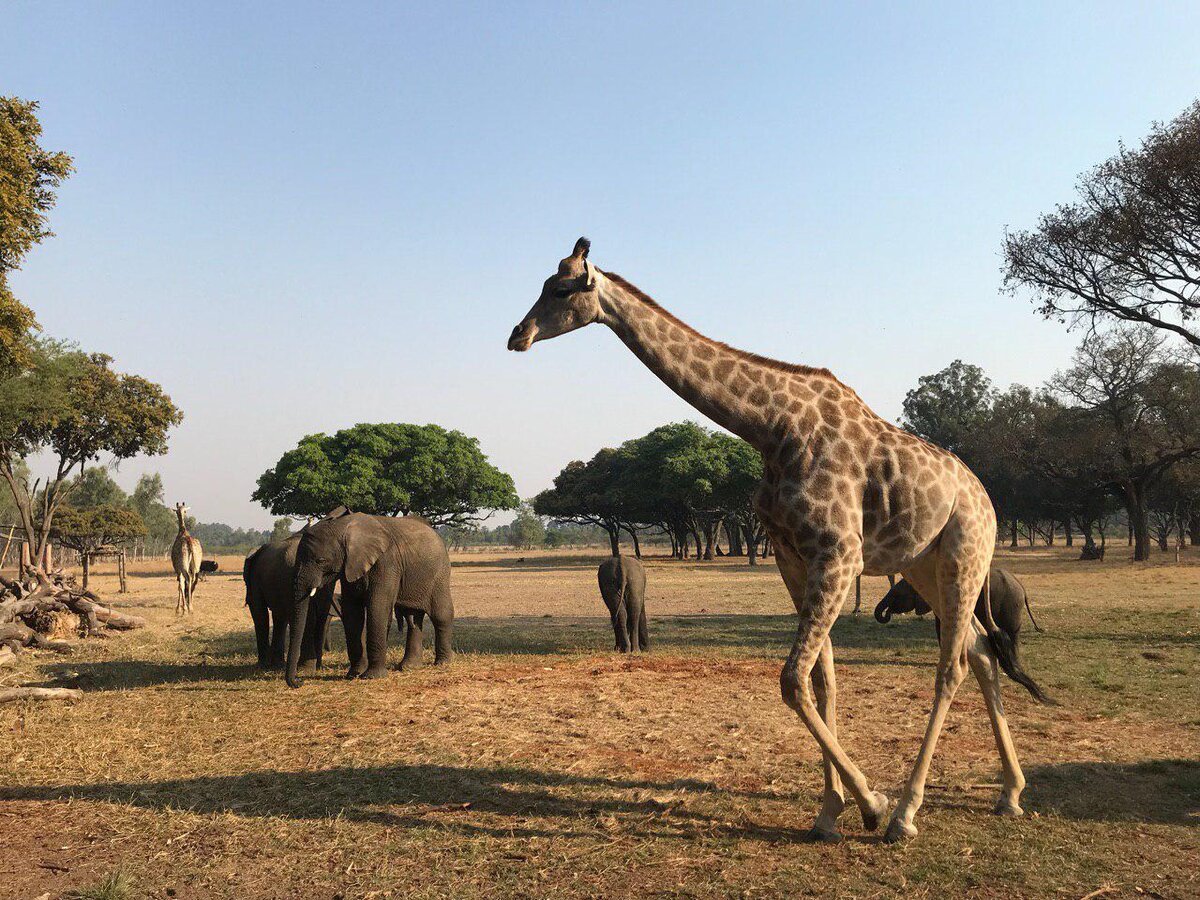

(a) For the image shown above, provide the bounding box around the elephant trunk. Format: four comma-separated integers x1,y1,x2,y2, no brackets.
286,586,313,688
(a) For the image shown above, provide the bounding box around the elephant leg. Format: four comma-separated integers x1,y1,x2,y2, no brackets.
268,608,288,669
360,591,393,679
626,593,645,652
430,585,453,666
400,610,425,671
638,604,650,652
612,601,631,653
342,594,367,678
249,600,271,668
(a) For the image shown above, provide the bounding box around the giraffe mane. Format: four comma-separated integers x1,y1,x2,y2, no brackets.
600,270,839,382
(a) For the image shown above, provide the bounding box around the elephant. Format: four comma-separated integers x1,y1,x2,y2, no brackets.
287,510,453,688
243,532,338,671
874,566,1049,701
597,555,648,652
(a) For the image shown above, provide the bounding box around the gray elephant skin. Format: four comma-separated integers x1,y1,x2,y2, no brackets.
598,555,649,653
874,566,1049,702
243,532,336,671
288,511,453,688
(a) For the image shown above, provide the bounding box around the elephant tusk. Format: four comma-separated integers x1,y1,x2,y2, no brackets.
309,588,317,597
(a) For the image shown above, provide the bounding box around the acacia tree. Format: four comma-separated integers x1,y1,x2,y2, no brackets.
52,505,146,555
0,97,72,374
0,346,181,570
533,450,632,556
1004,100,1200,347
1050,326,1200,559
254,423,518,527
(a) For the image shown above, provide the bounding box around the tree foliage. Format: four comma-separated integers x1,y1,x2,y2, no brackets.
535,422,764,562
51,504,146,553
0,343,182,564
1004,100,1200,346
901,360,995,458
0,97,73,374
253,423,519,527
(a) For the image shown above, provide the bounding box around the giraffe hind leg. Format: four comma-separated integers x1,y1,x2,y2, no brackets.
807,635,847,841
886,537,991,842
966,623,1026,816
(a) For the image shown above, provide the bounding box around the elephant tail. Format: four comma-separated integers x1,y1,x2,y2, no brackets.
981,576,1055,705
1023,590,1045,633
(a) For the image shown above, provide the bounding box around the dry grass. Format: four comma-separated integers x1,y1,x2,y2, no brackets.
0,546,1197,899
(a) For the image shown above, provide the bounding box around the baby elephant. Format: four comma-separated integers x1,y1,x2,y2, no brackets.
874,566,1049,702
597,555,649,653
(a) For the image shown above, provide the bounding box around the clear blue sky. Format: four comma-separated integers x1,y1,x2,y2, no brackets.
8,2,1200,528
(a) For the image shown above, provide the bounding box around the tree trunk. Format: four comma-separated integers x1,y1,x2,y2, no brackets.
630,529,642,559
1118,482,1151,561
743,524,758,566
1190,512,1200,547
607,525,620,557
725,519,744,556
1064,518,1073,547
1009,519,1018,549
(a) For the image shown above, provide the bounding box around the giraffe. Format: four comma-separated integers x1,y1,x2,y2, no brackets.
170,502,203,615
508,238,1050,842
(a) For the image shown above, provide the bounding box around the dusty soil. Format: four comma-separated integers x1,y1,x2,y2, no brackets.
0,546,1197,899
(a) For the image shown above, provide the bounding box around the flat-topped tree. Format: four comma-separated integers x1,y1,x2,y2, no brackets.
509,238,1052,843
253,423,518,527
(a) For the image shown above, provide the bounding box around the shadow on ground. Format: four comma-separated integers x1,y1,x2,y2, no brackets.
45,614,947,689
0,763,815,843
1026,759,1200,826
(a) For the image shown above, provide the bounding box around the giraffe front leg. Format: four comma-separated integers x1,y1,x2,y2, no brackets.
777,549,889,834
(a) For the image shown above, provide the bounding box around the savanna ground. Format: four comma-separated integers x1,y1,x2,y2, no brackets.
1,545,1197,900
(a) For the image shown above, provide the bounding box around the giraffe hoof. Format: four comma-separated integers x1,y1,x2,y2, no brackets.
883,818,918,844
804,825,843,844
859,791,890,832
993,798,1024,817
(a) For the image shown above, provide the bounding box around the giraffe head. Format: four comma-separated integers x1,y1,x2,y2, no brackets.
508,237,601,351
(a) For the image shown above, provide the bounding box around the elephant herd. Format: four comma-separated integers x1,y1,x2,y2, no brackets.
243,508,453,688
243,510,1042,693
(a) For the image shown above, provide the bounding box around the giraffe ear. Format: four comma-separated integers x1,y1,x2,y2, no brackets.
572,236,590,260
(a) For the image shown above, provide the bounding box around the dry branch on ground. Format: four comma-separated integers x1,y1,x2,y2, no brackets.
0,568,143,699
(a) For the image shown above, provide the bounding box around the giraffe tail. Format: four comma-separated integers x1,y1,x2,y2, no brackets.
981,576,1055,705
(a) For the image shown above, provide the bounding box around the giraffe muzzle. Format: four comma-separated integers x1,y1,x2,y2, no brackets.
507,321,538,351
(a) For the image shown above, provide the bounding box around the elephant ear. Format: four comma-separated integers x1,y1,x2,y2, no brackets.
343,518,392,583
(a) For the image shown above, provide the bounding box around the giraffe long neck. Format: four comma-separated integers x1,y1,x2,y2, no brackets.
175,509,187,535
596,274,818,449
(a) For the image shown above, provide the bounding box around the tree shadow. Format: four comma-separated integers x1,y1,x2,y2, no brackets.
1025,759,1200,826
51,614,945,689
0,763,816,843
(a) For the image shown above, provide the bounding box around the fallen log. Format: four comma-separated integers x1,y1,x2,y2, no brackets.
73,595,145,630
0,646,17,668
0,687,84,703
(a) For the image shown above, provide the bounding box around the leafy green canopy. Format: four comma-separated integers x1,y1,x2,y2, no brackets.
0,97,73,373
52,505,146,553
253,423,519,527
0,342,182,560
